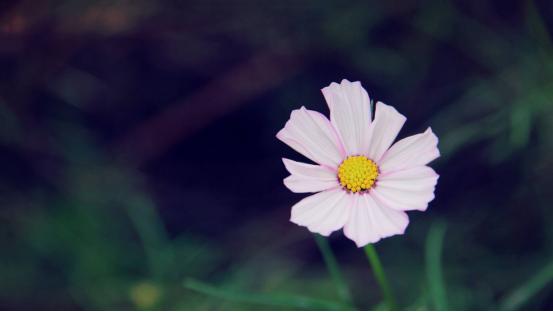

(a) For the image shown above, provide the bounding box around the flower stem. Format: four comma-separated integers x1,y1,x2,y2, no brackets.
313,235,355,308
363,244,396,309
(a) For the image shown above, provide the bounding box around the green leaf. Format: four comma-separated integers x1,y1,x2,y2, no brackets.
183,278,347,310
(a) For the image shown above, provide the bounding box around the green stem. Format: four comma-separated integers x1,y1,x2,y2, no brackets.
426,221,448,310
313,235,355,309
363,244,396,309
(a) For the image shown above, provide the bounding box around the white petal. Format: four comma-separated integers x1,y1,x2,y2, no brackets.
277,107,345,168
372,166,438,211
366,101,406,162
282,158,339,193
379,127,440,172
322,79,372,155
343,194,409,247
290,188,351,236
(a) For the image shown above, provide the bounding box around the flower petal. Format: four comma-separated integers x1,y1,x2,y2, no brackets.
379,127,440,172
343,194,409,247
277,107,345,168
322,79,372,155
372,166,438,211
290,188,350,236
366,101,406,162
282,158,339,193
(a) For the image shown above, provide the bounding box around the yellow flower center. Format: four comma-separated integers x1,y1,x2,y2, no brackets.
337,155,379,193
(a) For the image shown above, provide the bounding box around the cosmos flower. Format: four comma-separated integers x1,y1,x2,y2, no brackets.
277,79,439,247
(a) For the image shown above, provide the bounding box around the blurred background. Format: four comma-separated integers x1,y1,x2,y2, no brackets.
1,0,553,310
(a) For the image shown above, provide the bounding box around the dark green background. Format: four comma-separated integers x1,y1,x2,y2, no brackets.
1,0,553,310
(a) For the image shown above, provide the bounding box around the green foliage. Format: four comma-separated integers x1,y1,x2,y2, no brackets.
2,0,553,310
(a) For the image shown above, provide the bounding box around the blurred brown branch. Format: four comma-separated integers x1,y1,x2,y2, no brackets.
114,48,303,167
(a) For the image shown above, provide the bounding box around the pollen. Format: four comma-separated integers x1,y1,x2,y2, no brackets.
337,155,379,193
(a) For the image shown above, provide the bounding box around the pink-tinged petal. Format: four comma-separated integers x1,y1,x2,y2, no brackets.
343,194,409,247
290,188,350,236
322,79,372,155
372,166,438,211
277,107,345,168
366,102,406,162
282,158,339,193
379,127,440,172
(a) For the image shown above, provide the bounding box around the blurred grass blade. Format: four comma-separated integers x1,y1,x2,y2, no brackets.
525,0,553,67
183,278,347,310
509,103,532,149
425,221,448,310
406,293,429,311
500,260,553,310
313,234,355,308
364,244,396,309
126,195,174,280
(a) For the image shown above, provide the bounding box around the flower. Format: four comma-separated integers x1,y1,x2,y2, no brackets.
277,79,439,247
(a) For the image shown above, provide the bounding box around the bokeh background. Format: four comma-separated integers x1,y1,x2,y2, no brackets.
1,0,553,310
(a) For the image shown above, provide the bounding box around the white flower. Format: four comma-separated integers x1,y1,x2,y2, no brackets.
277,79,440,247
